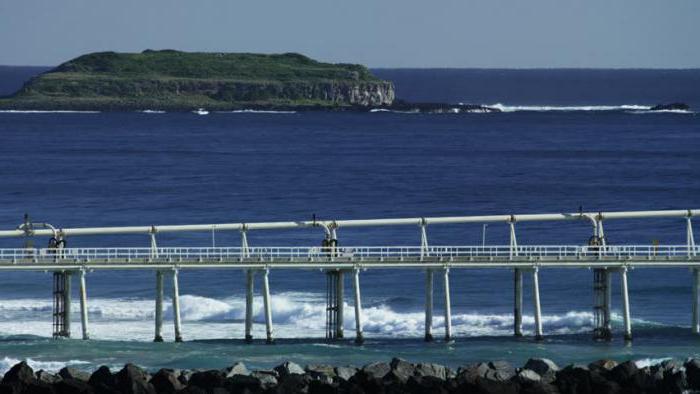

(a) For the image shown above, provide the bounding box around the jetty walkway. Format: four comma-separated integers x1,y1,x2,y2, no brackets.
0,209,697,344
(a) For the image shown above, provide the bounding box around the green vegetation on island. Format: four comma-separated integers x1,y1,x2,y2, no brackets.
0,50,395,111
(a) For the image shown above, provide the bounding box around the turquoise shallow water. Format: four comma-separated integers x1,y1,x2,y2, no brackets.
0,68,699,372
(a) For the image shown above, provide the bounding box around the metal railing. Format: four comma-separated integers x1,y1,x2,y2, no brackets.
0,245,697,263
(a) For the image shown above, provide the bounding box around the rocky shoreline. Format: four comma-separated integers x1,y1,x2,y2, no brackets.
3,356,700,393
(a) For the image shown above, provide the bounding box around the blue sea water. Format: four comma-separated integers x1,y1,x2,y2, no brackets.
0,68,699,373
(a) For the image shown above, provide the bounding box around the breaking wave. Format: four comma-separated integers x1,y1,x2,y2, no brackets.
0,293,666,342
216,110,297,114
0,357,89,374
487,103,693,114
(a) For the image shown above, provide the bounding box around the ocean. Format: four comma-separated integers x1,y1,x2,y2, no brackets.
0,68,699,373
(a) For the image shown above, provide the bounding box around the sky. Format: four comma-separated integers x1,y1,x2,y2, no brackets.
0,0,698,68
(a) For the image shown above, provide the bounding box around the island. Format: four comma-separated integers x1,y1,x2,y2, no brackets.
0,50,397,111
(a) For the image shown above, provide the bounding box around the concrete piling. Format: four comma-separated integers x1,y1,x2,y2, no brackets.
532,268,543,340
245,269,255,342
154,270,164,342
353,268,364,344
514,268,523,337
172,269,183,342
621,267,632,341
336,271,344,339
63,272,72,338
425,269,434,341
79,270,89,340
443,268,452,341
262,269,274,344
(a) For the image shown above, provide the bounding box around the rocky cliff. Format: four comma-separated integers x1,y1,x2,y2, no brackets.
1,50,395,111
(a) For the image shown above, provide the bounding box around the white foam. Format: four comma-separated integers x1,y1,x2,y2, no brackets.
487,103,651,112
139,110,166,114
0,293,610,341
0,357,89,374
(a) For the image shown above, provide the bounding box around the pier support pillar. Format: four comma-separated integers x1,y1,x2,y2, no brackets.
532,268,543,340
425,269,434,341
693,269,700,335
245,269,255,342
593,269,612,340
79,270,89,340
514,269,523,337
262,269,274,344
620,267,632,341
154,270,164,342
63,272,72,338
353,268,364,344
336,271,344,339
443,268,452,341
172,269,183,342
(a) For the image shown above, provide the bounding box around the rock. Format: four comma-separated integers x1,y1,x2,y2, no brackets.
274,361,305,378
308,378,337,394
556,365,592,394
2,361,35,385
87,366,115,393
517,369,542,383
610,360,639,385
58,368,90,383
305,365,335,383
35,370,61,385
53,378,93,394
686,359,700,389
588,359,617,372
225,374,261,392
250,371,278,390
149,369,183,394
334,366,357,382
405,375,450,394
277,373,311,394
113,364,155,394
187,370,227,391
524,358,559,383
386,358,416,383
223,362,249,378
485,360,515,382
178,370,194,385
414,363,447,380
650,103,690,111
361,362,391,379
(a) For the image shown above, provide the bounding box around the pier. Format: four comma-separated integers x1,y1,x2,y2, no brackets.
0,209,698,343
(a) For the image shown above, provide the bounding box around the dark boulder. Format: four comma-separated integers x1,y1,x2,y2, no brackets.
188,370,227,391
524,358,559,383
225,374,263,393
414,363,447,380
277,373,312,394
385,358,416,384
58,368,90,383
304,365,335,384
35,370,61,385
149,369,183,394
250,371,278,390
685,358,700,389
405,375,450,394
2,361,35,386
113,364,155,394
87,366,116,393
556,365,592,394
361,362,391,380
53,378,93,394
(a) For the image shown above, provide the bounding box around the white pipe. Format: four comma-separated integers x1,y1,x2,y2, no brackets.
425,269,434,341
420,224,429,259
443,268,452,341
509,221,518,259
353,268,363,344
514,268,523,337
1,209,696,238
245,269,254,342
532,268,543,340
689,218,696,257
621,267,632,341
154,270,164,342
172,269,182,342
262,269,274,344
79,270,89,340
